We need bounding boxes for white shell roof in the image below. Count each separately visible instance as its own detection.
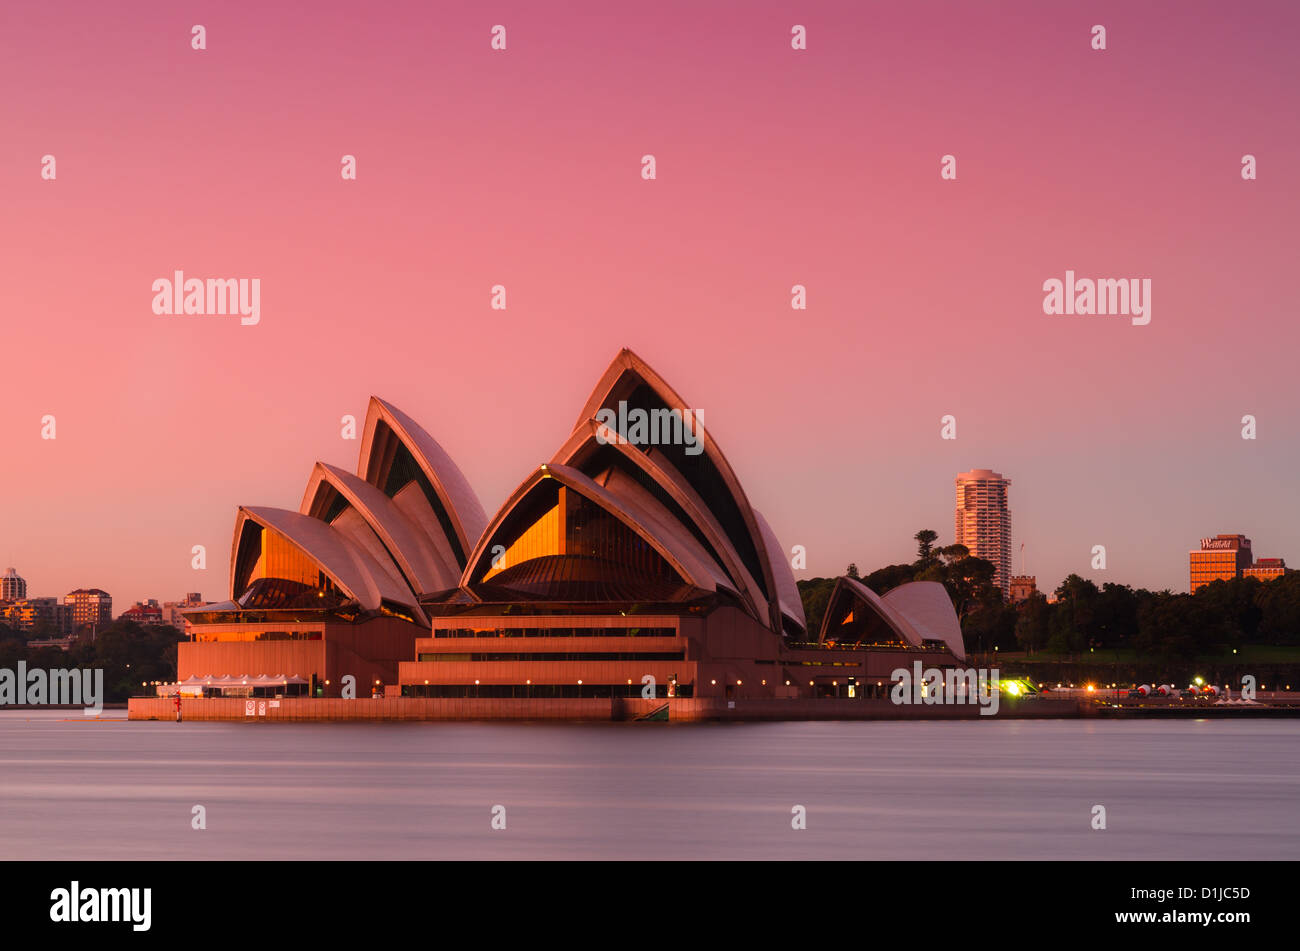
[231,506,426,623]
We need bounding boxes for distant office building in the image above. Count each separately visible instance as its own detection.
[120,599,165,625]
[1009,575,1038,604]
[22,598,69,634]
[161,593,205,633]
[1,597,72,634]
[1189,535,1253,592]
[1,568,27,601]
[0,602,24,631]
[955,469,1012,598]
[64,588,113,630]
[1244,558,1287,582]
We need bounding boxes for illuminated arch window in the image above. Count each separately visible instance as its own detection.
[233,522,342,607]
[471,481,689,601]
[821,586,908,648]
[597,381,769,602]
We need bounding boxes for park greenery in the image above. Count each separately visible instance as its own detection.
[0,620,184,703]
[797,529,1300,662]
[3,532,1298,702]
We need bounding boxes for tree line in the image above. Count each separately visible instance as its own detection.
[797,529,1300,660]
[1015,571,1300,659]
[0,620,184,702]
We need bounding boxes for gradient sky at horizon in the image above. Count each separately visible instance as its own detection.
[2,1,1298,610]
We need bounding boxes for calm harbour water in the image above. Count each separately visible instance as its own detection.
[1,711,1296,860]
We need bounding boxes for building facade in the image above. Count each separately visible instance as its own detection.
[1188,535,1253,592]
[161,593,206,633]
[120,600,165,625]
[0,597,72,634]
[64,588,113,630]
[176,350,967,705]
[955,469,1012,598]
[1243,557,1287,582]
[1,568,27,601]
[1009,575,1037,604]
[179,394,490,697]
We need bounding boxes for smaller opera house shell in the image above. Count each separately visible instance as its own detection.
[180,350,965,703]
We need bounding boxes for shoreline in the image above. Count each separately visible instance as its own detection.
[122,695,1300,722]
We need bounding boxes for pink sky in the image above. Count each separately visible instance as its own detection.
[2,1,1297,609]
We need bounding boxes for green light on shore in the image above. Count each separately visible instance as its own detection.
[996,678,1037,696]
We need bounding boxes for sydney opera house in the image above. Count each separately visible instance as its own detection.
[171,350,966,715]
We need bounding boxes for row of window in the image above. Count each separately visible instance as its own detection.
[430,626,677,638]
[793,660,862,667]
[196,685,310,698]
[194,630,323,643]
[401,684,692,699]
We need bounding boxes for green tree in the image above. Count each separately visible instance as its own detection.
[1196,576,1261,649]
[936,543,970,565]
[965,601,1017,653]
[862,563,915,596]
[1255,572,1300,646]
[914,529,939,566]
[66,620,186,701]
[1051,574,1100,651]
[943,555,1002,620]
[795,577,839,642]
[1134,590,1233,660]
[1015,595,1051,653]
[1092,582,1139,649]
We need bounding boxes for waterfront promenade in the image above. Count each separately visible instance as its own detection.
[125,691,1300,722]
[127,695,1091,721]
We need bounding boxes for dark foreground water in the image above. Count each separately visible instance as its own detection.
[1,712,1295,860]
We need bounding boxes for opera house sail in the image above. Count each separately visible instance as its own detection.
[175,350,965,712]
[178,396,487,699]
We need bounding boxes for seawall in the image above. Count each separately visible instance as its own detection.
[126,695,1091,722]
